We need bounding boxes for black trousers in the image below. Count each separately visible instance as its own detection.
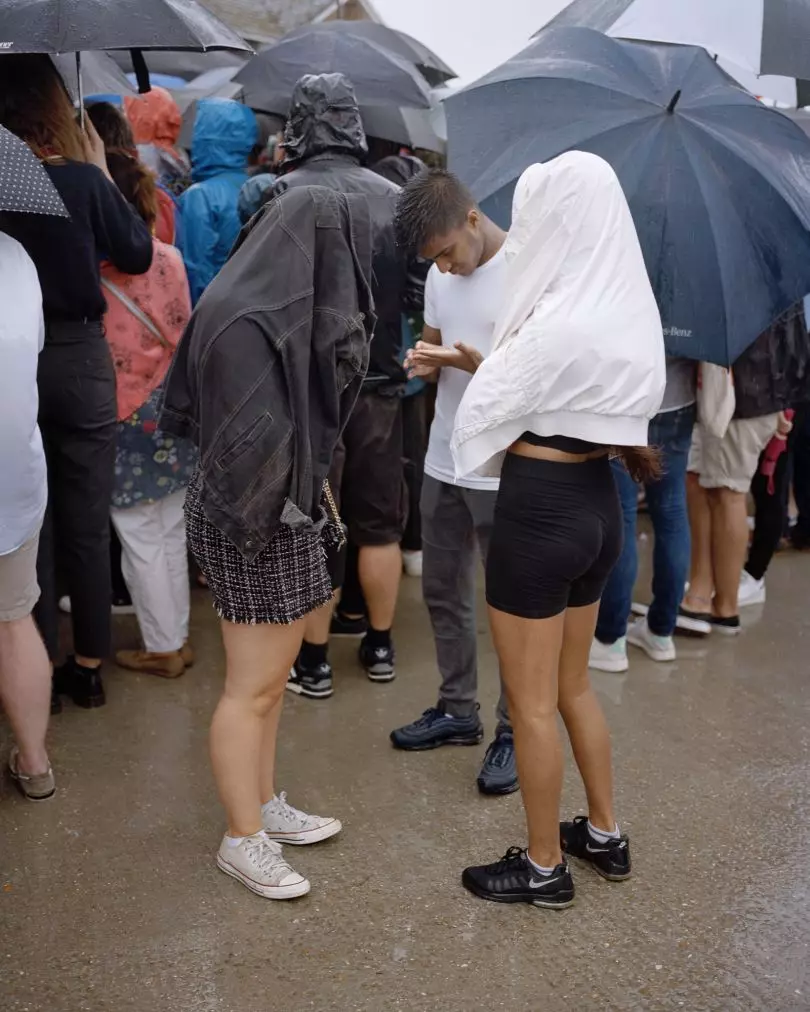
[34,325,117,661]
[746,444,791,582]
[401,390,428,552]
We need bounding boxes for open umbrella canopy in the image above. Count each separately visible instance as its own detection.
[236,31,432,111]
[0,0,251,54]
[446,27,810,365]
[284,20,456,87]
[0,124,69,217]
[541,0,810,80]
[53,50,135,100]
[108,47,250,82]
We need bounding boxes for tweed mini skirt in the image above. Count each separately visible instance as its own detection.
[184,468,336,625]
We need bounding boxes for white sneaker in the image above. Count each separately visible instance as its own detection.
[262,791,342,846]
[402,550,423,577]
[738,570,766,607]
[588,636,629,673]
[627,616,676,662]
[216,831,310,899]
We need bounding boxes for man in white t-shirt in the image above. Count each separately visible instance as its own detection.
[390,171,516,795]
[0,232,55,801]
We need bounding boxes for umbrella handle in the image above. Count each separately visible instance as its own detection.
[130,50,152,95]
[76,52,84,129]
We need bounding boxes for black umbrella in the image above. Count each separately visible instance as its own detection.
[284,21,456,87]
[540,0,810,81]
[0,0,252,97]
[446,27,810,365]
[0,125,69,217]
[235,32,432,111]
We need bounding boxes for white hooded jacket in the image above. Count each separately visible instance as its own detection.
[451,152,666,479]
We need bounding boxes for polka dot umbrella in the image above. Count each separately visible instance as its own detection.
[0,124,69,217]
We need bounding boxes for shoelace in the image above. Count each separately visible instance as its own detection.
[489,846,528,873]
[244,833,291,875]
[484,734,514,769]
[271,791,320,830]
[412,707,448,728]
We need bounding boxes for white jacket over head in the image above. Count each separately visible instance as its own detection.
[451,151,666,480]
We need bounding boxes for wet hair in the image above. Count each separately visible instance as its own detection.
[394,168,476,251]
[0,54,85,162]
[87,102,136,153]
[105,148,158,229]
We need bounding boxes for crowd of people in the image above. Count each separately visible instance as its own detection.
[1,53,809,910]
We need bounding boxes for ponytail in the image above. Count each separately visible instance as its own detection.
[614,446,662,483]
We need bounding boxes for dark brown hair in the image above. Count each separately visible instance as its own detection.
[87,101,136,153]
[0,54,85,162]
[105,148,158,230]
[615,446,663,483]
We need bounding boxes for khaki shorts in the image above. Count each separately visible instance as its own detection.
[0,534,40,622]
[688,415,779,493]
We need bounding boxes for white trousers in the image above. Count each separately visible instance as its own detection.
[110,489,190,654]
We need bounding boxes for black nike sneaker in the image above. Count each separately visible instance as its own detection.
[560,816,632,881]
[462,847,575,909]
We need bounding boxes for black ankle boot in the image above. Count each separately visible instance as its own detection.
[53,656,106,709]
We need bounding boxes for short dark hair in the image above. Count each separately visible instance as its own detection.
[394,168,476,252]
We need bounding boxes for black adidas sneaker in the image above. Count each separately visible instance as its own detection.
[462,847,575,909]
[560,816,632,881]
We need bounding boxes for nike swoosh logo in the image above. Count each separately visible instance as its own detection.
[586,843,609,854]
[529,876,560,889]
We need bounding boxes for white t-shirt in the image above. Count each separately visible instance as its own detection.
[423,247,507,490]
[0,233,47,556]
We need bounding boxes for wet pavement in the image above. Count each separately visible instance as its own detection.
[1,532,809,1012]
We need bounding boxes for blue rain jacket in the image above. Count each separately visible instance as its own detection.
[179,99,257,303]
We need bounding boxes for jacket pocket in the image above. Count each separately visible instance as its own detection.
[215,412,275,472]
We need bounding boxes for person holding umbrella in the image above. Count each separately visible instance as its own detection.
[448,153,665,908]
[0,124,69,802]
[0,54,153,711]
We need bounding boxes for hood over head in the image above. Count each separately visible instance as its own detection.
[283,73,368,167]
[125,87,182,151]
[493,151,656,352]
[191,98,258,182]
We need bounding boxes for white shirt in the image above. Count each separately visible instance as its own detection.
[0,233,47,556]
[422,246,507,490]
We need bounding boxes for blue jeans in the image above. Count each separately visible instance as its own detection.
[596,404,696,642]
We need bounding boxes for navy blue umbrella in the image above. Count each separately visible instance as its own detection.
[445,27,810,365]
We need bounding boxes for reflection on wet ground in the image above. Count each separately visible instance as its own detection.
[1,532,809,1011]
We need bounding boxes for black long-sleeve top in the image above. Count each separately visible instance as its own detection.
[0,160,153,327]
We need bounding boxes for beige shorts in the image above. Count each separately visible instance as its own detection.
[0,535,40,622]
[688,415,779,493]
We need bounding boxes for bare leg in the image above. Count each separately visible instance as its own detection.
[488,605,565,869]
[211,619,304,838]
[683,473,714,612]
[259,694,284,806]
[302,592,337,646]
[359,544,401,630]
[708,488,749,617]
[0,616,51,774]
[557,602,616,832]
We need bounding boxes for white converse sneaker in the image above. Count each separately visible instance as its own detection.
[217,831,310,899]
[262,791,342,846]
[738,569,766,607]
[627,616,676,662]
[588,636,629,673]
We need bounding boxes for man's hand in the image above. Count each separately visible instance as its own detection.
[407,340,484,376]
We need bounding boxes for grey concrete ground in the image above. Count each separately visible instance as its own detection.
[1,534,809,1012]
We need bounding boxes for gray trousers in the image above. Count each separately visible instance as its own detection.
[421,475,510,730]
